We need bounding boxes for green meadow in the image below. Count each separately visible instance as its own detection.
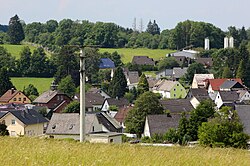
[0,137,249,166]
[11,77,54,94]
[0,44,51,59]
[99,48,175,64]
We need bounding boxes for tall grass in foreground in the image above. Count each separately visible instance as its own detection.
[0,137,249,166]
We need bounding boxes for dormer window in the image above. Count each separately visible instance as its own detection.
[52,124,56,129]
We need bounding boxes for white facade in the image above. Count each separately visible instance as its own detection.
[214,93,224,109]
[239,91,250,102]
[190,97,200,109]
[152,90,170,99]
[143,117,150,137]
[101,100,109,111]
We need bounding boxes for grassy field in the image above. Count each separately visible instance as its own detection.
[99,48,175,64]
[11,77,54,94]
[0,137,249,165]
[143,71,157,77]
[0,44,51,59]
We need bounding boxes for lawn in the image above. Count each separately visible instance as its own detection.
[99,48,175,64]
[0,137,249,165]
[11,77,54,94]
[0,44,51,59]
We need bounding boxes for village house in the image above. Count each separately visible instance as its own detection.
[0,109,48,137]
[235,104,250,136]
[46,112,122,143]
[207,78,243,93]
[191,74,214,89]
[143,114,183,138]
[169,50,199,59]
[214,91,239,109]
[193,58,213,68]
[114,106,133,130]
[152,80,187,99]
[156,67,187,80]
[132,56,155,66]
[99,58,115,69]
[160,99,194,114]
[33,90,72,113]
[124,70,139,90]
[101,98,129,112]
[0,88,31,104]
[219,79,245,91]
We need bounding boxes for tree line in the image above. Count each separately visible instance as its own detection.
[2,15,250,51]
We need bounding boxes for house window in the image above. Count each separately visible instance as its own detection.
[177,84,179,86]
[174,88,176,91]
[57,96,60,101]
[11,119,15,125]
[110,139,114,143]
[92,126,95,132]
[61,96,63,101]
[181,89,182,91]
[23,98,26,101]
[174,94,176,97]
[13,98,16,101]
[18,98,21,101]
[11,131,16,136]
[1,120,5,124]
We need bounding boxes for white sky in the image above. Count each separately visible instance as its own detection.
[0,0,249,30]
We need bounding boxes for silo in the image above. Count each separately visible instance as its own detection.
[224,37,229,48]
[205,38,210,50]
[229,36,234,48]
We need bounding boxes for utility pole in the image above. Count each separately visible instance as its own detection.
[79,48,86,142]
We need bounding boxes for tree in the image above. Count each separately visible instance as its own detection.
[58,75,76,97]
[146,20,160,35]
[198,107,249,148]
[187,99,215,141]
[23,84,39,97]
[0,68,15,96]
[178,112,190,144]
[236,60,244,79]
[0,46,16,72]
[157,57,179,71]
[109,67,127,98]
[125,91,164,136]
[137,73,149,95]
[221,66,233,78]
[7,15,25,44]
[0,124,9,136]
[17,46,31,76]
[184,63,208,84]
[63,101,80,113]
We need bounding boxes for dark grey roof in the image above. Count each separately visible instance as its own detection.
[188,88,208,98]
[160,99,194,114]
[46,113,96,135]
[235,104,250,135]
[219,91,239,102]
[106,98,129,108]
[195,96,211,102]
[127,71,139,84]
[85,93,105,108]
[220,80,244,90]
[0,111,8,118]
[9,109,48,125]
[132,56,155,66]
[147,114,183,135]
[96,112,122,132]
[173,67,188,78]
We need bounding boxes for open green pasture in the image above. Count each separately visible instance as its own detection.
[99,48,175,64]
[0,137,249,166]
[11,77,54,94]
[0,44,51,59]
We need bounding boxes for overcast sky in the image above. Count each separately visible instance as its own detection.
[0,0,249,31]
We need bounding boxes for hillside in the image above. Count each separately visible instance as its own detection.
[99,48,175,64]
[0,137,249,165]
[11,77,53,94]
[0,44,51,59]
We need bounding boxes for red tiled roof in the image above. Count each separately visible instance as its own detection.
[114,106,133,123]
[208,78,243,91]
[0,89,20,103]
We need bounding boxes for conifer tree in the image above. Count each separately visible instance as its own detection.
[7,15,25,44]
[109,67,127,98]
[137,73,149,95]
[0,68,15,96]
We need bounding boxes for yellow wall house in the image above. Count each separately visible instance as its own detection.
[0,88,31,104]
[0,109,48,137]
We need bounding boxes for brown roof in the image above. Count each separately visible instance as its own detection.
[33,90,66,104]
[114,106,133,123]
[194,58,213,67]
[132,56,155,66]
[106,98,129,108]
[0,89,22,103]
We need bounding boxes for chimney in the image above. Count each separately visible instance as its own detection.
[11,88,15,94]
[50,80,58,91]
